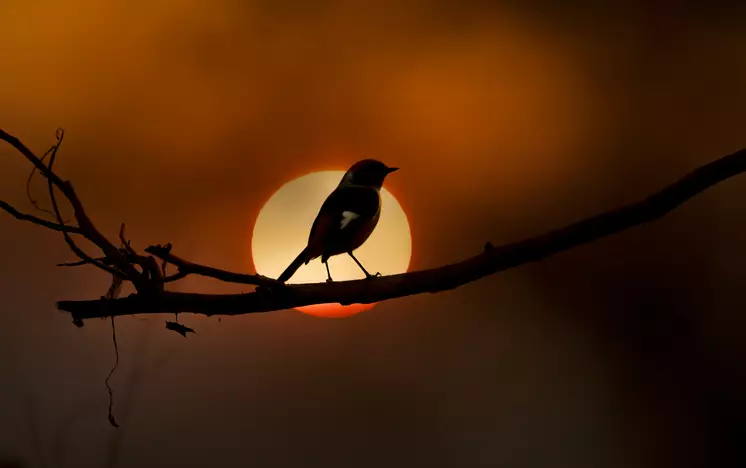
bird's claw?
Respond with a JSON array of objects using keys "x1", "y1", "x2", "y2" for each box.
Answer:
[
  {"x1": 365, "y1": 272, "x2": 382, "y2": 280},
  {"x1": 326, "y1": 278, "x2": 334, "y2": 283}
]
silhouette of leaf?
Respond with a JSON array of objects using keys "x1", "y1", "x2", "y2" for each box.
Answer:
[{"x1": 165, "y1": 321, "x2": 195, "y2": 337}]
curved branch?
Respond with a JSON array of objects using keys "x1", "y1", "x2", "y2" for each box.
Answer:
[
  {"x1": 0, "y1": 128, "x2": 68, "y2": 187},
  {"x1": 26, "y1": 143, "x2": 60, "y2": 219},
  {"x1": 144, "y1": 245, "x2": 281, "y2": 287},
  {"x1": 57, "y1": 147, "x2": 746, "y2": 321}
]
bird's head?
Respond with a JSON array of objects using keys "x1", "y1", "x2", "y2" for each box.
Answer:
[{"x1": 340, "y1": 159, "x2": 398, "y2": 188}]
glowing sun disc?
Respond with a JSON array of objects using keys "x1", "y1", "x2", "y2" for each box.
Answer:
[{"x1": 251, "y1": 171, "x2": 411, "y2": 318}]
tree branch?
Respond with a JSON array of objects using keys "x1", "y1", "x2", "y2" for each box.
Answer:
[
  {"x1": 144, "y1": 245, "x2": 281, "y2": 287},
  {"x1": 0, "y1": 199, "x2": 82, "y2": 233},
  {"x1": 56, "y1": 147, "x2": 746, "y2": 322},
  {"x1": 1, "y1": 128, "x2": 145, "y2": 286},
  {"x1": 45, "y1": 130, "x2": 129, "y2": 280}
]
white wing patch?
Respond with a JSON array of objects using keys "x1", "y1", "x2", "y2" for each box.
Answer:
[{"x1": 340, "y1": 211, "x2": 361, "y2": 229}]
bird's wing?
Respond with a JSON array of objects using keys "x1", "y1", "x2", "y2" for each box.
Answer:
[{"x1": 308, "y1": 185, "x2": 380, "y2": 247}]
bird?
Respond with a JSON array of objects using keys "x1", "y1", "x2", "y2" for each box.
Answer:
[{"x1": 277, "y1": 159, "x2": 399, "y2": 283}]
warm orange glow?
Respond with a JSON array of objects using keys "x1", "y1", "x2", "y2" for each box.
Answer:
[
  {"x1": 295, "y1": 303, "x2": 376, "y2": 318},
  {"x1": 251, "y1": 171, "x2": 411, "y2": 318}
]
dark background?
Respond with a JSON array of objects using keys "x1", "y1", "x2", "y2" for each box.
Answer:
[{"x1": 1, "y1": 1, "x2": 745, "y2": 467}]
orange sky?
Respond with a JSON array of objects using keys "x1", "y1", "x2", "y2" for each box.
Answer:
[{"x1": 2, "y1": 1, "x2": 746, "y2": 467}]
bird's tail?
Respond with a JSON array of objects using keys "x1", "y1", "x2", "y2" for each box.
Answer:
[{"x1": 277, "y1": 246, "x2": 314, "y2": 283}]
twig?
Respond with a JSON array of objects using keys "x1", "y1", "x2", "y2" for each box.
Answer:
[
  {"x1": 160, "y1": 243, "x2": 172, "y2": 276},
  {"x1": 105, "y1": 316, "x2": 120, "y2": 428},
  {"x1": 45, "y1": 129, "x2": 128, "y2": 280},
  {"x1": 57, "y1": 257, "x2": 115, "y2": 267},
  {"x1": 26, "y1": 143, "x2": 60, "y2": 219},
  {"x1": 1, "y1": 199, "x2": 82, "y2": 233}
]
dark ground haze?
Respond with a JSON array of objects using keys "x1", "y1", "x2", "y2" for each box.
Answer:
[{"x1": 2, "y1": 1, "x2": 746, "y2": 467}]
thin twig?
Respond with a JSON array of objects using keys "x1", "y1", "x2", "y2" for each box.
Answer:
[
  {"x1": 26, "y1": 144, "x2": 59, "y2": 219},
  {"x1": 106, "y1": 316, "x2": 120, "y2": 428},
  {"x1": 1, "y1": 199, "x2": 82, "y2": 233},
  {"x1": 119, "y1": 223, "x2": 138, "y2": 258},
  {"x1": 44, "y1": 129, "x2": 128, "y2": 280},
  {"x1": 160, "y1": 243, "x2": 172, "y2": 276},
  {"x1": 1, "y1": 128, "x2": 145, "y2": 286},
  {"x1": 57, "y1": 256, "x2": 114, "y2": 267}
]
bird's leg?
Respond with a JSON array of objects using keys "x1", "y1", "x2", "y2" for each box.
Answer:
[
  {"x1": 324, "y1": 260, "x2": 334, "y2": 283},
  {"x1": 348, "y1": 252, "x2": 380, "y2": 279}
]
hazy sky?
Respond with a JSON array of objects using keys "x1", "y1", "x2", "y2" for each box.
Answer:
[{"x1": 1, "y1": 1, "x2": 746, "y2": 467}]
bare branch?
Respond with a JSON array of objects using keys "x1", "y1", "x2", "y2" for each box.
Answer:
[
  {"x1": 57, "y1": 257, "x2": 114, "y2": 267},
  {"x1": 57, "y1": 147, "x2": 746, "y2": 321},
  {"x1": 0, "y1": 128, "x2": 68, "y2": 187},
  {"x1": 119, "y1": 224, "x2": 137, "y2": 258},
  {"x1": 159, "y1": 244, "x2": 171, "y2": 276},
  {"x1": 105, "y1": 316, "x2": 120, "y2": 428},
  {"x1": 44, "y1": 130, "x2": 128, "y2": 280},
  {"x1": 26, "y1": 144, "x2": 59, "y2": 219},
  {"x1": 1, "y1": 128, "x2": 144, "y2": 285},
  {"x1": 144, "y1": 245, "x2": 281, "y2": 287},
  {"x1": 1, "y1": 199, "x2": 82, "y2": 233}
]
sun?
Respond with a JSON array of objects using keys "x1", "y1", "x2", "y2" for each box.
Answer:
[{"x1": 251, "y1": 171, "x2": 411, "y2": 318}]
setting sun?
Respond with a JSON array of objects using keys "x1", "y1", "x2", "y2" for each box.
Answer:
[{"x1": 251, "y1": 171, "x2": 411, "y2": 318}]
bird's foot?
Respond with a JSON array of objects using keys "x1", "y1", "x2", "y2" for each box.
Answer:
[
  {"x1": 365, "y1": 272, "x2": 382, "y2": 280},
  {"x1": 326, "y1": 278, "x2": 334, "y2": 283}
]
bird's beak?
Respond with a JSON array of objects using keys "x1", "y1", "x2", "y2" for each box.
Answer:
[{"x1": 386, "y1": 167, "x2": 399, "y2": 174}]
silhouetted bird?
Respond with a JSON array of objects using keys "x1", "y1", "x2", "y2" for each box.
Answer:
[{"x1": 277, "y1": 159, "x2": 398, "y2": 283}]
